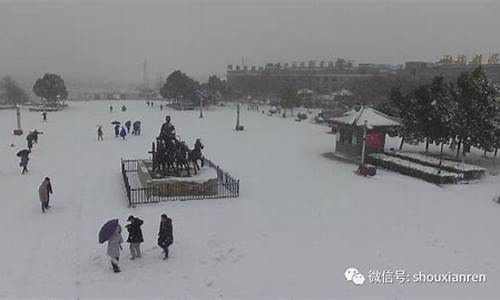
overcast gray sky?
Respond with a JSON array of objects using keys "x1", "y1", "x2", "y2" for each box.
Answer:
[{"x1": 1, "y1": 0, "x2": 499, "y2": 88}]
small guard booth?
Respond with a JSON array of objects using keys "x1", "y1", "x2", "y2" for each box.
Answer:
[{"x1": 331, "y1": 106, "x2": 400, "y2": 159}]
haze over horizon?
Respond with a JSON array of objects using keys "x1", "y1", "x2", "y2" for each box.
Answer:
[{"x1": 1, "y1": 0, "x2": 500, "y2": 90}]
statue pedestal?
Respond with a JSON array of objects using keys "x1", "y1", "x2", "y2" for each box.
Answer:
[{"x1": 137, "y1": 160, "x2": 219, "y2": 197}]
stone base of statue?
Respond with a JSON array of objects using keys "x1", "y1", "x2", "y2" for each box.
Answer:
[{"x1": 136, "y1": 160, "x2": 218, "y2": 197}]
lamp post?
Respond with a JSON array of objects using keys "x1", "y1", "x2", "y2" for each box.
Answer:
[
  {"x1": 13, "y1": 105, "x2": 23, "y2": 135},
  {"x1": 199, "y1": 93, "x2": 204, "y2": 119},
  {"x1": 361, "y1": 120, "x2": 368, "y2": 164},
  {"x1": 235, "y1": 103, "x2": 240, "y2": 130}
]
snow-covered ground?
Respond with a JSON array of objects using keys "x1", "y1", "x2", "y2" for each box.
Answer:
[{"x1": 1, "y1": 101, "x2": 500, "y2": 299}]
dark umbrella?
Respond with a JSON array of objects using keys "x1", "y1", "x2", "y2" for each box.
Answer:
[
  {"x1": 111, "y1": 121, "x2": 121, "y2": 125},
  {"x1": 17, "y1": 149, "x2": 30, "y2": 157},
  {"x1": 98, "y1": 219, "x2": 119, "y2": 243}
]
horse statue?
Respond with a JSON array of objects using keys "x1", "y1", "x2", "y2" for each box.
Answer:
[
  {"x1": 175, "y1": 141, "x2": 191, "y2": 176},
  {"x1": 188, "y1": 138, "x2": 204, "y2": 174}
]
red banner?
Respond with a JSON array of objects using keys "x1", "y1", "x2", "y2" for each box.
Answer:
[{"x1": 366, "y1": 132, "x2": 384, "y2": 150}]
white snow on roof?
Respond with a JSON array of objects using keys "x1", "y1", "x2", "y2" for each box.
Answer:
[{"x1": 332, "y1": 106, "x2": 401, "y2": 128}]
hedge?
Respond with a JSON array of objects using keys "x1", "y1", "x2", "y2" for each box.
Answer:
[
  {"x1": 367, "y1": 154, "x2": 463, "y2": 184},
  {"x1": 385, "y1": 151, "x2": 486, "y2": 180}
]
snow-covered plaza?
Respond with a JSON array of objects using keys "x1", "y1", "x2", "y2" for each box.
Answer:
[{"x1": 1, "y1": 101, "x2": 500, "y2": 299}]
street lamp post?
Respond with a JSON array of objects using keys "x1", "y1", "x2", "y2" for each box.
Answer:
[
  {"x1": 13, "y1": 105, "x2": 23, "y2": 135},
  {"x1": 361, "y1": 120, "x2": 368, "y2": 164},
  {"x1": 199, "y1": 95, "x2": 204, "y2": 118},
  {"x1": 235, "y1": 103, "x2": 241, "y2": 130}
]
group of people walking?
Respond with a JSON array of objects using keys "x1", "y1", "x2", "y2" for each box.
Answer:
[
  {"x1": 106, "y1": 214, "x2": 173, "y2": 273},
  {"x1": 97, "y1": 121, "x2": 141, "y2": 141},
  {"x1": 18, "y1": 130, "x2": 43, "y2": 175}
]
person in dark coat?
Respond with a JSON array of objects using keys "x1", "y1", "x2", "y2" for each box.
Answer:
[
  {"x1": 119, "y1": 127, "x2": 127, "y2": 139},
  {"x1": 20, "y1": 151, "x2": 30, "y2": 174},
  {"x1": 31, "y1": 130, "x2": 41, "y2": 144},
  {"x1": 42, "y1": 111, "x2": 47, "y2": 121},
  {"x1": 114, "y1": 124, "x2": 120, "y2": 138},
  {"x1": 38, "y1": 177, "x2": 52, "y2": 212},
  {"x1": 27, "y1": 134, "x2": 34, "y2": 151},
  {"x1": 125, "y1": 121, "x2": 131, "y2": 133},
  {"x1": 109, "y1": 105, "x2": 113, "y2": 112},
  {"x1": 97, "y1": 126, "x2": 103, "y2": 141},
  {"x1": 126, "y1": 215, "x2": 144, "y2": 260},
  {"x1": 158, "y1": 214, "x2": 173, "y2": 260}
]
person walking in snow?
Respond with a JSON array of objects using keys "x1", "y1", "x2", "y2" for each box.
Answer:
[
  {"x1": 38, "y1": 177, "x2": 52, "y2": 212},
  {"x1": 97, "y1": 126, "x2": 103, "y2": 141},
  {"x1": 42, "y1": 111, "x2": 47, "y2": 121},
  {"x1": 157, "y1": 214, "x2": 173, "y2": 260},
  {"x1": 107, "y1": 224, "x2": 123, "y2": 273},
  {"x1": 109, "y1": 105, "x2": 113, "y2": 113},
  {"x1": 114, "y1": 124, "x2": 120, "y2": 138},
  {"x1": 26, "y1": 134, "x2": 34, "y2": 151},
  {"x1": 31, "y1": 130, "x2": 42, "y2": 144},
  {"x1": 125, "y1": 121, "x2": 131, "y2": 133},
  {"x1": 125, "y1": 215, "x2": 144, "y2": 260},
  {"x1": 119, "y1": 127, "x2": 127, "y2": 139},
  {"x1": 20, "y1": 151, "x2": 30, "y2": 174}
]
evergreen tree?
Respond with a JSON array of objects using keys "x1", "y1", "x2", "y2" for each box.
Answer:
[
  {"x1": 452, "y1": 67, "x2": 499, "y2": 157},
  {"x1": 160, "y1": 70, "x2": 200, "y2": 104},
  {"x1": 32, "y1": 73, "x2": 68, "y2": 105}
]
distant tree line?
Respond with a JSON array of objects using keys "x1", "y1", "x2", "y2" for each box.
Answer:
[
  {"x1": 0, "y1": 76, "x2": 29, "y2": 105},
  {"x1": 378, "y1": 67, "x2": 500, "y2": 158}
]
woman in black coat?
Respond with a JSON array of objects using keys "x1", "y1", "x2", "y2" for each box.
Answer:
[
  {"x1": 158, "y1": 214, "x2": 173, "y2": 260},
  {"x1": 126, "y1": 216, "x2": 144, "y2": 259}
]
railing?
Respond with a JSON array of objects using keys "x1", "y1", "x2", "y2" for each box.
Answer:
[{"x1": 121, "y1": 158, "x2": 239, "y2": 207}]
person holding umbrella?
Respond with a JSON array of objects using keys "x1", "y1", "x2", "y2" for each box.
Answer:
[
  {"x1": 158, "y1": 214, "x2": 173, "y2": 260},
  {"x1": 17, "y1": 149, "x2": 30, "y2": 174},
  {"x1": 99, "y1": 219, "x2": 123, "y2": 273},
  {"x1": 125, "y1": 215, "x2": 144, "y2": 260},
  {"x1": 38, "y1": 177, "x2": 52, "y2": 212}
]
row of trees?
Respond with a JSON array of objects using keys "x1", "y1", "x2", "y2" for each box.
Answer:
[
  {"x1": 379, "y1": 67, "x2": 500, "y2": 158},
  {"x1": 0, "y1": 73, "x2": 68, "y2": 106},
  {"x1": 159, "y1": 70, "x2": 231, "y2": 105}
]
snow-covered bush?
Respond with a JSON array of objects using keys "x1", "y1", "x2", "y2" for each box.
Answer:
[
  {"x1": 385, "y1": 151, "x2": 486, "y2": 180},
  {"x1": 367, "y1": 154, "x2": 463, "y2": 184}
]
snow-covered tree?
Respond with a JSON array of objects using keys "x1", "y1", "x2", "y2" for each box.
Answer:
[{"x1": 452, "y1": 67, "x2": 499, "y2": 157}]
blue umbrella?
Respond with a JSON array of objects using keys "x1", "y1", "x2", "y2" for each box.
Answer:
[{"x1": 99, "y1": 219, "x2": 119, "y2": 243}]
